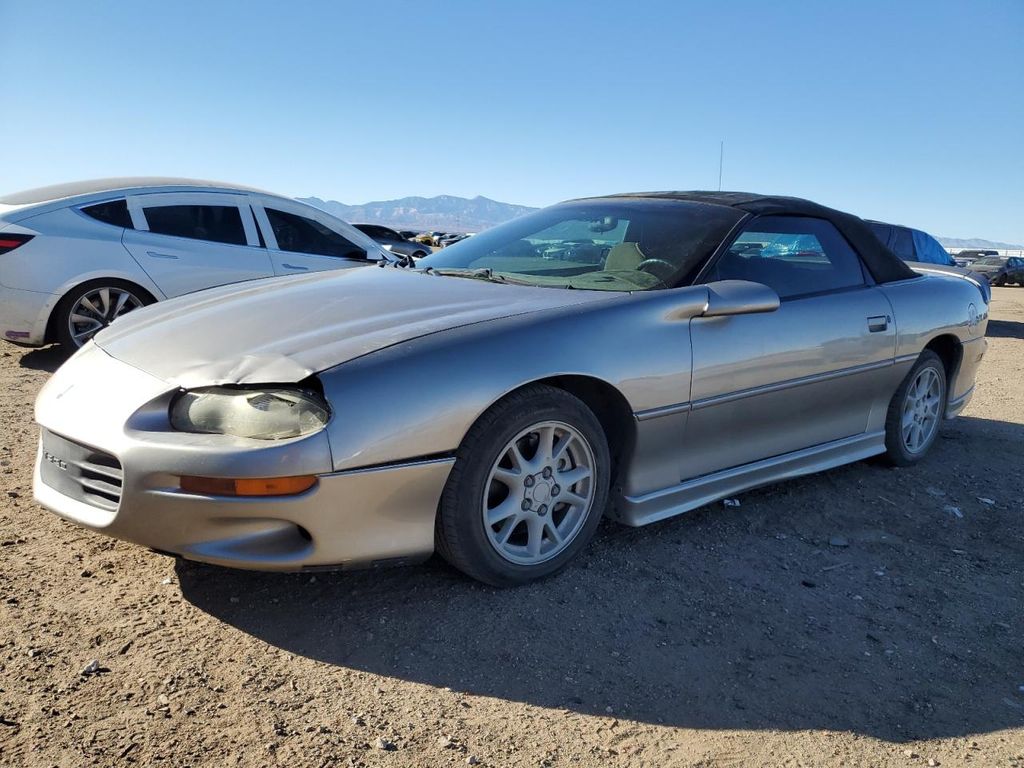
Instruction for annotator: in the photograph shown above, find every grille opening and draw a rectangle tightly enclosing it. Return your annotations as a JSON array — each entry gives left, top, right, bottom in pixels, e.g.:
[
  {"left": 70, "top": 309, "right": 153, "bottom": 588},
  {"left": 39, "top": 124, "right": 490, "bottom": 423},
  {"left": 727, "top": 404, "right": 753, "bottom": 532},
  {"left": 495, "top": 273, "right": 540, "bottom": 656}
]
[{"left": 40, "top": 431, "right": 123, "bottom": 513}]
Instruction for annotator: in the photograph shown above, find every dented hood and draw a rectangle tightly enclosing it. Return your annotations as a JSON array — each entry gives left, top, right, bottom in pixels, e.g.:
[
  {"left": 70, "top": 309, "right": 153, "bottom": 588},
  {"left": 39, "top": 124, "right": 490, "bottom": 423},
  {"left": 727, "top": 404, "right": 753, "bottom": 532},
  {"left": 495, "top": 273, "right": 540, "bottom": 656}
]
[{"left": 93, "top": 266, "right": 610, "bottom": 387}]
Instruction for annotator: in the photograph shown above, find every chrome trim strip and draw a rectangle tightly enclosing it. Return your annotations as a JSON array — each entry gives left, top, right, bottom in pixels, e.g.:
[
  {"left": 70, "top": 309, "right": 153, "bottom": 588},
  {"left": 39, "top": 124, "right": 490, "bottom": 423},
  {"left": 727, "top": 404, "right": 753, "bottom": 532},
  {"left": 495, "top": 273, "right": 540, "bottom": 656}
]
[
  {"left": 635, "top": 401, "right": 692, "bottom": 422},
  {"left": 690, "top": 358, "right": 894, "bottom": 411},
  {"left": 894, "top": 352, "right": 919, "bottom": 365},
  {"left": 634, "top": 357, "right": 900, "bottom": 421}
]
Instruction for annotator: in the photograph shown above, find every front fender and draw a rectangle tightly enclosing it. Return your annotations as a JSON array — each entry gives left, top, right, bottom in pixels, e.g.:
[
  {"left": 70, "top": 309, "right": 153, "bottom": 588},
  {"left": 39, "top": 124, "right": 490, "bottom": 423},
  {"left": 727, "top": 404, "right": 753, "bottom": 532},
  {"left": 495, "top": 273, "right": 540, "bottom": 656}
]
[{"left": 318, "top": 286, "right": 709, "bottom": 471}]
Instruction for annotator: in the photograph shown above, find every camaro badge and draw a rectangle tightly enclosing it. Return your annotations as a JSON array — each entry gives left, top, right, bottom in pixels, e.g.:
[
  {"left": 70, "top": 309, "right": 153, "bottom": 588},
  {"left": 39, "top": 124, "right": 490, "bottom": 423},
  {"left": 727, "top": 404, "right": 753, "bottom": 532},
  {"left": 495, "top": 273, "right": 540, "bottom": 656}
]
[{"left": 43, "top": 451, "right": 68, "bottom": 471}]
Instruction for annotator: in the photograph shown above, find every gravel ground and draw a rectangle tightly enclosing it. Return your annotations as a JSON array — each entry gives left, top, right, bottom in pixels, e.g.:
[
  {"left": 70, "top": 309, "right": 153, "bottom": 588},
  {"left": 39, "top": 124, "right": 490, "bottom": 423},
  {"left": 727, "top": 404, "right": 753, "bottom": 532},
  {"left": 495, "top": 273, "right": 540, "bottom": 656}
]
[{"left": 1, "top": 288, "right": 1022, "bottom": 768}]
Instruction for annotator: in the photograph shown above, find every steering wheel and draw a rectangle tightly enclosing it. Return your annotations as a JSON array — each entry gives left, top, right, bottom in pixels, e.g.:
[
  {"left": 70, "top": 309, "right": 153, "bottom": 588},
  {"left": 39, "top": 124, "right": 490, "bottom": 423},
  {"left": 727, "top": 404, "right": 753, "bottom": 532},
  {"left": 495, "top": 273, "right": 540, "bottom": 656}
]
[{"left": 637, "top": 258, "right": 677, "bottom": 281}]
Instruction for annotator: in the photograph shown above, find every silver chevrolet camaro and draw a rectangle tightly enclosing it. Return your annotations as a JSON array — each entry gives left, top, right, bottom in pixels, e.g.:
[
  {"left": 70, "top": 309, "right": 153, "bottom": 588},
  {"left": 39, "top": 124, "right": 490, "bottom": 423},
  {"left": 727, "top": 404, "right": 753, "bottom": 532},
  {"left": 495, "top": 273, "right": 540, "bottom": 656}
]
[{"left": 33, "top": 193, "right": 989, "bottom": 586}]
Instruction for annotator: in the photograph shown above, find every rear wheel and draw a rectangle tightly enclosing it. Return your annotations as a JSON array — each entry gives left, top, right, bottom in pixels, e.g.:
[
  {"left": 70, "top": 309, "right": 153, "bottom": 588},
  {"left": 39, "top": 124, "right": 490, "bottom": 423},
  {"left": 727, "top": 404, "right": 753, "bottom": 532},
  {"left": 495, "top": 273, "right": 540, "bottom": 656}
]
[
  {"left": 883, "top": 350, "right": 947, "bottom": 466},
  {"left": 435, "top": 385, "right": 610, "bottom": 586},
  {"left": 55, "top": 279, "right": 153, "bottom": 349}
]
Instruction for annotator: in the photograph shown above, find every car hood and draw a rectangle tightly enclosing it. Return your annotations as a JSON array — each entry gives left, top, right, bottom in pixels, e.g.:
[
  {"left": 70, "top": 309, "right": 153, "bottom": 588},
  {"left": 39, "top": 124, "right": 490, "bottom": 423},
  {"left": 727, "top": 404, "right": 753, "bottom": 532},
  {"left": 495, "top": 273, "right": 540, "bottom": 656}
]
[{"left": 93, "top": 266, "right": 614, "bottom": 387}]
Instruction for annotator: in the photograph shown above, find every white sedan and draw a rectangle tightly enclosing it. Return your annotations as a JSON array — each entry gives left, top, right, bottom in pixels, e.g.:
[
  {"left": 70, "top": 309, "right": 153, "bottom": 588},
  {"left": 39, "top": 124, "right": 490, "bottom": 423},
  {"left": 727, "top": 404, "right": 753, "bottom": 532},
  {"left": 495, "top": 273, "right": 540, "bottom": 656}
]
[{"left": 0, "top": 177, "right": 388, "bottom": 348}]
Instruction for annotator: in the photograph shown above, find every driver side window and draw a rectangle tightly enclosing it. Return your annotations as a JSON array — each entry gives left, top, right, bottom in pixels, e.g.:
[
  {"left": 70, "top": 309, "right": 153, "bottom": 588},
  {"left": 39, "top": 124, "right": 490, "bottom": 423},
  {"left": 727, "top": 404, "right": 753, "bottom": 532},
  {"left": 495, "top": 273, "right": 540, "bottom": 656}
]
[{"left": 707, "top": 215, "right": 867, "bottom": 300}]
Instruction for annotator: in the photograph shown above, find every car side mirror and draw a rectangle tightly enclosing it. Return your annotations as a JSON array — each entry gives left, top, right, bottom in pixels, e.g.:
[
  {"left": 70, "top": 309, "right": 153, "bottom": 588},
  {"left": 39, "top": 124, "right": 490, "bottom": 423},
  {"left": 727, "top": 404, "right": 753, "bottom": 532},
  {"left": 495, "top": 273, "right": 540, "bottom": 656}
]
[{"left": 702, "top": 280, "right": 780, "bottom": 317}]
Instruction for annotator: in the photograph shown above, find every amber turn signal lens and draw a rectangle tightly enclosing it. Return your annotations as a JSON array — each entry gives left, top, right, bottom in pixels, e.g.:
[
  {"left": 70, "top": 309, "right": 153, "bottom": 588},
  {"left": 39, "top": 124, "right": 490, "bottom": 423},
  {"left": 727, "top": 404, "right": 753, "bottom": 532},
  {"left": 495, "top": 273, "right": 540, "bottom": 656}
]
[{"left": 180, "top": 475, "right": 317, "bottom": 497}]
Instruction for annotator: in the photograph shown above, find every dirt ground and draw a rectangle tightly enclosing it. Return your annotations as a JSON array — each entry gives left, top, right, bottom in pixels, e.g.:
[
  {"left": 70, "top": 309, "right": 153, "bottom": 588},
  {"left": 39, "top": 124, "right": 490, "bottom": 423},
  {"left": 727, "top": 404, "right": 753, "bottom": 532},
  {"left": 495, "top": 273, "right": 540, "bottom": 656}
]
[{"left": 1, "top": 288, "right": 1022, "bottom": 768}]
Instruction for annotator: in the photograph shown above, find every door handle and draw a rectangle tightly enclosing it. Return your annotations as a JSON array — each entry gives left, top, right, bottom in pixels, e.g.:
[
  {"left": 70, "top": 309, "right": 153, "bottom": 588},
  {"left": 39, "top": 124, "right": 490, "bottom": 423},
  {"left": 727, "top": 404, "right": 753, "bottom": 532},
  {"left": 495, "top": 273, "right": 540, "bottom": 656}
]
[
  {"left": 146, "top": 251, "right": 178, "bottom": 260},
  {"left": 281, "top": 263, "right": 309, "bottom": 271},
  {"left": 867, "top": 315, "right": 890, "bottom": 332}
]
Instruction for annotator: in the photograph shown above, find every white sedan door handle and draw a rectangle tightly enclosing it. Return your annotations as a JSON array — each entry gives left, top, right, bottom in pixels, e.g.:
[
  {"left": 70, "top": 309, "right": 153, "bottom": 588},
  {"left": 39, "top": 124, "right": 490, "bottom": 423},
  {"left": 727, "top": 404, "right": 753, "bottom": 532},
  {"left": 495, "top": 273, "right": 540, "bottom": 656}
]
[
  {"left": 281, "top": 263, "right": 309, "bottom": 271},
  {"left": 147, "top": 251, "right": 179, "bottom": 260}
]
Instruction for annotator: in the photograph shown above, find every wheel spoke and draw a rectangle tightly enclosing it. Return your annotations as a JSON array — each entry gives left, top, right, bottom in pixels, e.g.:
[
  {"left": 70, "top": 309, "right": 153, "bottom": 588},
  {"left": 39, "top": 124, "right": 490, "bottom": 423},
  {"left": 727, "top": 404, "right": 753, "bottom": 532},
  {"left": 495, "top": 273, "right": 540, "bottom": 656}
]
[
  {"left": 560, "top": 490, "right": 589, "bottom": 507},
  {"left": 69, "top": 314, "right": 102, "bottom": 329},
  {"left": 78, "top": 295, "right": 102, "bottom": 317},
  {"left": 98, "top": 288, "right": 111, "bottom": 318},
  {"left": 496, "top": 515, "right": 521, "bottom": 545},
  {"left": 487, "top": 497, "right": 521, "bottom": 527},
  {"left": 556, "top": 465, "right": 591, "bottom": 488},
  {"left": 535, "top": 425, "right": 556, "bottom": 464},
  {"left": 111, "top": 290, "right": 132, "bottom": 317},
  {"left": 544, "top": 521, "right": 563, "bottom": 546},
  {"left": 492, "top": 466, "right": 522, "bottom": 486},
  {"left": 521, "top": 516, "right": 544, "bottom": 557},
  {"left": 507, "top": 440, "right": 529, "bottom": 473},
  {"left": 552, "top": 432, "right": 571, "bottom": 462}
]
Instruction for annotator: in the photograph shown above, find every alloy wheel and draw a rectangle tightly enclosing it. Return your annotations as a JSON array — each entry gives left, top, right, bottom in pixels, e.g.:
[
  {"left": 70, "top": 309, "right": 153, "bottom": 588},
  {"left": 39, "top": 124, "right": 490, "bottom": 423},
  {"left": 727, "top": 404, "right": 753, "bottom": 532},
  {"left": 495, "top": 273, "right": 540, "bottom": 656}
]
[
  {"left": 67, "top": 286, "right": 143, "bottom": 347},
  {"left": 482, "top": 420, "right": 596, "bottom": 565},
  {"left": 901, "top": 366, "right": 942, "bottom": 453}
]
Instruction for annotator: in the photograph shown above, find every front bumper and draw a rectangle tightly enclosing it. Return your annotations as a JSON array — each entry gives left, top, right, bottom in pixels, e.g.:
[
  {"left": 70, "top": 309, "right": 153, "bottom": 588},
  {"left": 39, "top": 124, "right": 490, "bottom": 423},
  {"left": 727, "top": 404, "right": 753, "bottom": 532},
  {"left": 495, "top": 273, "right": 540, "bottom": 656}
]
[{"left": 33, "top": 344, "right": 452, "bottom": 570}]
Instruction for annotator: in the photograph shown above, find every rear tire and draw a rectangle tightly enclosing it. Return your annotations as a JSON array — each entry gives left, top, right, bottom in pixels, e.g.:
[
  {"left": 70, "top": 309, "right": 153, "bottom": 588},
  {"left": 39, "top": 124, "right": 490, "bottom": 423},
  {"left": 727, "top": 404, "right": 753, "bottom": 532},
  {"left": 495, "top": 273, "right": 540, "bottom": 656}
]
[
  {"left": 54, "top": 279, "right": 154, "bottom": 350},
  {"left": 882, "top": 350, "right": 947, "bottom": 467},
  {"left": 435, "top": 385, "right": 610, "bottom": 587}
]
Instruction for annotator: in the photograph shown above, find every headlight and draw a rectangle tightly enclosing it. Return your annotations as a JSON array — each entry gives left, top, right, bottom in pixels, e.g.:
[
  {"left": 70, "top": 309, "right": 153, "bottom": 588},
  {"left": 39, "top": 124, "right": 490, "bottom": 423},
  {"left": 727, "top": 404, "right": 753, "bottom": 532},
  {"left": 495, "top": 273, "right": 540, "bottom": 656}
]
[{"left": 170, "top": 386, "right": 330, "bottom": 440}]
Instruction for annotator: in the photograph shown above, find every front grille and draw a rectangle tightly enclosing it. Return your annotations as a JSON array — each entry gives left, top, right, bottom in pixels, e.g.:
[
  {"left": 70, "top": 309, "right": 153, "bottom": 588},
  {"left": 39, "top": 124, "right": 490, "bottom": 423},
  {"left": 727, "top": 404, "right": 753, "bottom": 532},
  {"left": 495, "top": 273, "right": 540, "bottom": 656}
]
[{"left": 40, "top": 430, "right": 123, "bottom": 512}]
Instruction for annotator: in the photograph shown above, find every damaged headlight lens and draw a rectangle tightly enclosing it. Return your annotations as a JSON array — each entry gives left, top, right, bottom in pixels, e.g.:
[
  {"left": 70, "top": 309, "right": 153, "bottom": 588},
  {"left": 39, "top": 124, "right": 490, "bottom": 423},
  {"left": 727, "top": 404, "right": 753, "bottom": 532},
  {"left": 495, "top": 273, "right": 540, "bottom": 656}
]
[{"left": 170, "top": 386, "right": 330, "bottom": 440}]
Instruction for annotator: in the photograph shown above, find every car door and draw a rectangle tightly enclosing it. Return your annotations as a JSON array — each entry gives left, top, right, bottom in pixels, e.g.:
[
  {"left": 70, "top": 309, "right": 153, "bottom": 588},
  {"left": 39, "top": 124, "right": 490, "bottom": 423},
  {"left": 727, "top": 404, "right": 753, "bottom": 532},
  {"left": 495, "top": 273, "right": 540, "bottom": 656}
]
[
  {"left": 253, "top": 199, "right": 382, "bottom": 275},
  {"left": 1009, "top": 257, "right": 1024, "bottom": 282},
  {"left": 679, "top": 215, "right": 898, "bottom": 480},
  {"left": 122, "top": 192, "right": 273, "bottom": 297}
]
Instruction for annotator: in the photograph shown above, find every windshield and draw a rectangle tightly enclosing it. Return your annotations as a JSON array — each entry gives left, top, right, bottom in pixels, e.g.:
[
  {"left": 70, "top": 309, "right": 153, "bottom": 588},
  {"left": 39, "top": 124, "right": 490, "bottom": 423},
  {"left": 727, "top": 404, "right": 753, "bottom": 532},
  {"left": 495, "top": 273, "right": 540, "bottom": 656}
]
[
  {"left": 976, "top": 257, "right": 1006, "bottom": 266},
  {"left": 416, "top": 199, "right": 744, "bottom": 291}
]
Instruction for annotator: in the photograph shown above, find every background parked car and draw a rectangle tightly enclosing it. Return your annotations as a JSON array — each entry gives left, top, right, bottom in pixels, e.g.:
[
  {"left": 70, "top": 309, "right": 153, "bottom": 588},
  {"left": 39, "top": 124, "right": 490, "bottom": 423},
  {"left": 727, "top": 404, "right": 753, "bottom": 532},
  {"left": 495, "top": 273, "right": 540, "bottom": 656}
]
[
  {"left": 438, "top": 232, "right": 470, "bottom": 247},
  {"left": 868, "top": 219, "right": 990, "bottom": 302},
  {"left": 0, "top": 178, "right": 387, "bottom": 349},
  {"left": 953, "top": 248, "right": 999, "bottom": 267},
  {"left": 867, "top": 220, "right": 954, "bottom": 266},
  {"left": 969, "top": 255, "right": 1024, "bottom": 286},
  {"left": 352, "top": 224, "right": 430, "bottom": 260}
]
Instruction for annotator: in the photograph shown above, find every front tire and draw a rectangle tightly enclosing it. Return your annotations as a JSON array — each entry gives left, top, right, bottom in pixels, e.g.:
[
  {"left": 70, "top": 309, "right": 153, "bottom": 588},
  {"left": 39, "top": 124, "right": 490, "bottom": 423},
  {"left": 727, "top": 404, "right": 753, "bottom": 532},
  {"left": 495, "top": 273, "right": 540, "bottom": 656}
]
[
  {"left": 436, "top": 385, "right": 610, "bottom": 587},
  {"left": 54, "top": 279, "right": 153, "bottom": 349},
  {"left": 883, "top": 350, "right": 947, "bottom": 466}
]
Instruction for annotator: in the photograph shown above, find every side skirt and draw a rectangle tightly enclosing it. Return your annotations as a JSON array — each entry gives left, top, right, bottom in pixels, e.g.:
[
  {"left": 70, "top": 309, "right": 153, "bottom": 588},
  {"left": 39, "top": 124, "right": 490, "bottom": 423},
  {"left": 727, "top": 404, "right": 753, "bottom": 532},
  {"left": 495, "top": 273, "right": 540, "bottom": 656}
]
[{"left": 615, "top": 431, "right": 886, "bottom": 527}]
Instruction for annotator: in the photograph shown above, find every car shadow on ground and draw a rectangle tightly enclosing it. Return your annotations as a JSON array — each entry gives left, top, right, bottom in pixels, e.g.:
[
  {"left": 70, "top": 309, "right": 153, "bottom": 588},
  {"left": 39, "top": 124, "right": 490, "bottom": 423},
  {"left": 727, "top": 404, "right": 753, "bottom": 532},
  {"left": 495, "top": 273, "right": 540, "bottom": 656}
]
[
  {"left": 17, "top": 344, "right": 69, "bottom": 373},
  {"left": 178, "top": 415, "right": 1024, "bottom": 742},
  {"left": 985, "top": 319, "right": 1024, "bottom": 340}
]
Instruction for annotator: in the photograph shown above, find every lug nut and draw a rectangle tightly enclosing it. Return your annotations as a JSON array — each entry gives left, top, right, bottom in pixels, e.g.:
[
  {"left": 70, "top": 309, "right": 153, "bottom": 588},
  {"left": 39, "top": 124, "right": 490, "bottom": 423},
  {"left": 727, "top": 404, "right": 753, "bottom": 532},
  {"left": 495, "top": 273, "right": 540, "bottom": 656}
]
[
  {"left": 551, "top": 485, "right": 560, "bottom": 497},
  {"left": 542, "top": 467, "right": 553, "bottom": 479},
  {"left": 521, "top": 499, "right": 532, "bottom": 511},
  {"left": 537, "top": 505, "right": 548, "bottom": 516},
  {"left": 524, "top": 475, "right": 535, "bottom": 488}
]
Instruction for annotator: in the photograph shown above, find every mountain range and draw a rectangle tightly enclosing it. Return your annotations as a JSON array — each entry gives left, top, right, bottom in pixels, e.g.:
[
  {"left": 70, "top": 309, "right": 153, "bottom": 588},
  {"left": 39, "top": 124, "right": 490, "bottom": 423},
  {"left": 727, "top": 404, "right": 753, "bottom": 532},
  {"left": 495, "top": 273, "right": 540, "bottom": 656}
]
[
  {"left": 298, "top": 195, "right": 538, "bottom": 233},
  {"left": 300, "top": 194, "right": 1022, "bottom": 248}
]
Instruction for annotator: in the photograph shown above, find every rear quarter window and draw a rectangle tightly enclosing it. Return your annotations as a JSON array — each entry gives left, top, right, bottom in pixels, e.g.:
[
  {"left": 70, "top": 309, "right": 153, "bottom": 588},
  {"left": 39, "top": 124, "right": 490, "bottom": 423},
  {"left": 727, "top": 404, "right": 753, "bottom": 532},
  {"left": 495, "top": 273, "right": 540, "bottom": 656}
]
[{"left": 81, "top": 200, "right": 133, "bottom": 229}]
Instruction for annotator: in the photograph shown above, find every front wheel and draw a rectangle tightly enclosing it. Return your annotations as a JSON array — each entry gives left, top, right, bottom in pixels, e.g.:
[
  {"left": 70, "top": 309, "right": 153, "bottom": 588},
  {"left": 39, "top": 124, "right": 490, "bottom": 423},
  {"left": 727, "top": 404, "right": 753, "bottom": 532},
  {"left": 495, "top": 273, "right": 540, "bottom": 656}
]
[
  {"left": 55, "top": 280, "right": 153, "bottom": 349},
  {"left": 883, "top": 350, "right": 947, "bottom": 466},
  {"left": 435, "top": 385, "right": 610, "bottom": 586}
]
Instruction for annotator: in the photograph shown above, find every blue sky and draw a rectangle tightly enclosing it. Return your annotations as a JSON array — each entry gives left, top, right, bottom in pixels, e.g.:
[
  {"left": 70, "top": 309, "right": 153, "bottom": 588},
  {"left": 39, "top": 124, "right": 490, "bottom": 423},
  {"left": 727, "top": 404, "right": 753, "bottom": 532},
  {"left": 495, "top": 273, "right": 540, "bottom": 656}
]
[{"left": 2, "top": 0, "right": 1021, "bottom": 242}]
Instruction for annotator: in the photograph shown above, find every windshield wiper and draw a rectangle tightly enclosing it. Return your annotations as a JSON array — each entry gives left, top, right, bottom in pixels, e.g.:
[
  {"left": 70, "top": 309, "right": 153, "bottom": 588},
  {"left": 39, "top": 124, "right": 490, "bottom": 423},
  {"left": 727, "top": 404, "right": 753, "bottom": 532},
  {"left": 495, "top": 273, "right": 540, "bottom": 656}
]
[{"left": 419, "top": 267, "right": 574, "bottom": 289}]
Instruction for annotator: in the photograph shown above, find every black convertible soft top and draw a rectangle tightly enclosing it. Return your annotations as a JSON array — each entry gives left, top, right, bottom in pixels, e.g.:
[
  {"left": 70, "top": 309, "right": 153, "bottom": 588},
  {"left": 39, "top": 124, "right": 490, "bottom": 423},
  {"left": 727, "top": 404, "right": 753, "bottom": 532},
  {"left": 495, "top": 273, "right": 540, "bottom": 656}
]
[{"left": 601, "top": 191, "right": 918, "bottom": 285}]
